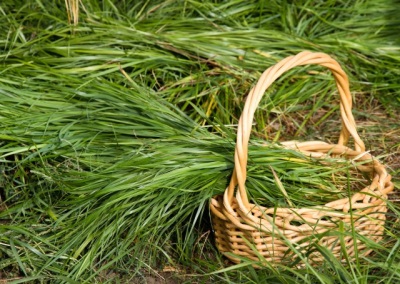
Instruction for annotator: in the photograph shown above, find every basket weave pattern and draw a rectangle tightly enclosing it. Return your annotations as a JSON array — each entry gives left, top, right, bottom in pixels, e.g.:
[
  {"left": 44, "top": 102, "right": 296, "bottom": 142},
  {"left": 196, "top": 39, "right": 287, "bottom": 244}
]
[{"left": 210, "top": 51, "right": 394, "bottom": 265}]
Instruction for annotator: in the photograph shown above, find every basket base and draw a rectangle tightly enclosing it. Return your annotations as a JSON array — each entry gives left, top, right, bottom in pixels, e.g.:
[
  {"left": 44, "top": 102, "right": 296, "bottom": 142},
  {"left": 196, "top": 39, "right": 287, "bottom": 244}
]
[{"left": 210, "top": 194, "right": 387, "bottom": 267}]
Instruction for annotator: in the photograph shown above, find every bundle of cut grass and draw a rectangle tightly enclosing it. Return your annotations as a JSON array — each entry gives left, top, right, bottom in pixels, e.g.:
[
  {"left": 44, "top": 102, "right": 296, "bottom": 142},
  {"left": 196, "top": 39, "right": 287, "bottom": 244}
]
[
  {"left": 2, "top": 0, "right": 399, "bottom": 133},
  {"left": 0, "top": 54, "right": 385, "bottom": 280}
]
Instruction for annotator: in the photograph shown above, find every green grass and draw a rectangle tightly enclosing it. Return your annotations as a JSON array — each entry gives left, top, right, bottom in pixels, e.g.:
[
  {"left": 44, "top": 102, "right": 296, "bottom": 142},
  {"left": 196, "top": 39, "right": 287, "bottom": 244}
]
[
  {"left": 0, "top": 72, "right": 376, "bottom": 281},
  {"left": 0, "top": 0, "right": 399, "bottom": 283}
]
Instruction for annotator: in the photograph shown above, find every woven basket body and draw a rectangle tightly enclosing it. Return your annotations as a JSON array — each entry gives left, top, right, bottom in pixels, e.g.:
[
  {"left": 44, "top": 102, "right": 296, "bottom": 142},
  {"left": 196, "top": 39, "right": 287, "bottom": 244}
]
[{"left": 210, "top": 51, "right": 394, "bottom": 266}]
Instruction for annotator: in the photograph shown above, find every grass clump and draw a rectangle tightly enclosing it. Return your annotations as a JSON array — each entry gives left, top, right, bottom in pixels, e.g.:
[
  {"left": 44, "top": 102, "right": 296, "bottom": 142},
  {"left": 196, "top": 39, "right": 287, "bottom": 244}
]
[
  {"left": 0, "top": 0, "right": 399, "bottom": 283},
  {"left": 0, "top": 68, "right": 374, "bottom": 281}
]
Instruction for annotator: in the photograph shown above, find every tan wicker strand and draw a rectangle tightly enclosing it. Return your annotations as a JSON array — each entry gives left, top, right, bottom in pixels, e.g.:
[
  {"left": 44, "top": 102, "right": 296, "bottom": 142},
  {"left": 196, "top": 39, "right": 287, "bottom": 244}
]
[{"left": 210, "top": 51, "right": 394, "bottom": 267}]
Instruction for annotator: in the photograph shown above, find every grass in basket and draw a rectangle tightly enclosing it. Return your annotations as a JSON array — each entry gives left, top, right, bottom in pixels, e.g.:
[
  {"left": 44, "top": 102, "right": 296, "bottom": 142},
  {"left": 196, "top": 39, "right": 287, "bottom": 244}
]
[
  {"left": 0, "top": 66, "right": 394, "bottom": 282},
  {"left": 0, "top": 0, "right": 399, "bottom": 283}
]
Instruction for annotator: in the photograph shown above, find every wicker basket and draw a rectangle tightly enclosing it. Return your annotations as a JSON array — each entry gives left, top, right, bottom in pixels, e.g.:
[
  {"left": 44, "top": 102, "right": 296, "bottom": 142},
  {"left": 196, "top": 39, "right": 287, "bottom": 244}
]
[{"left": 210, "top": 51, "right": 394, "bottom": 266}]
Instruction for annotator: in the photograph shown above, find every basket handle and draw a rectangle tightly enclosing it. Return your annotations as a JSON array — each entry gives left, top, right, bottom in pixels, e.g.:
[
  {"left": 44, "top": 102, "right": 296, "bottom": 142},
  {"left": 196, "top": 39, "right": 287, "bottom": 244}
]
[{"left": 225, "top": 51, "right": 366, "bottom": 210}]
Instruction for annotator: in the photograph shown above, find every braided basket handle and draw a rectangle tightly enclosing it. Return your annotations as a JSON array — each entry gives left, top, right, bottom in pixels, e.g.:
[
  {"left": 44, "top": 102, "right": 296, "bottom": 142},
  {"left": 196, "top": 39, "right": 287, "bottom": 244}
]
[{"left": 224, "top": 51, "right": 366, "bottom": 209}]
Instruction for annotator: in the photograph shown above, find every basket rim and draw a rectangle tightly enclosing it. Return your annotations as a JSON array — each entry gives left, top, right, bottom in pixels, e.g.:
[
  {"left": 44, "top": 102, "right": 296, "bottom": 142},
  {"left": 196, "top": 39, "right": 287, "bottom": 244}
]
[{"left": 211, "top": 141, "right": 394, "bottom": 221}]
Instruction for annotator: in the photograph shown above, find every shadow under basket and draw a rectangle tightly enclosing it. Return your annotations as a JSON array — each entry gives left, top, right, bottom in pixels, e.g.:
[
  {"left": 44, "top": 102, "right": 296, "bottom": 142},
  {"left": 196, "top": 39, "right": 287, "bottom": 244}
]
[{"left": 209, "top": 51, "right": 394, "bottom": 267}]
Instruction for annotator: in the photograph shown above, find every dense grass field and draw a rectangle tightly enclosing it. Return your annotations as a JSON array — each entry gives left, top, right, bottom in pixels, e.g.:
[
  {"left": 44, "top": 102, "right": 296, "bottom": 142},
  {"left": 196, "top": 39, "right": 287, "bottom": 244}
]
[{"left": 0, "top": 1, "right": 399, "bottom": 283}]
